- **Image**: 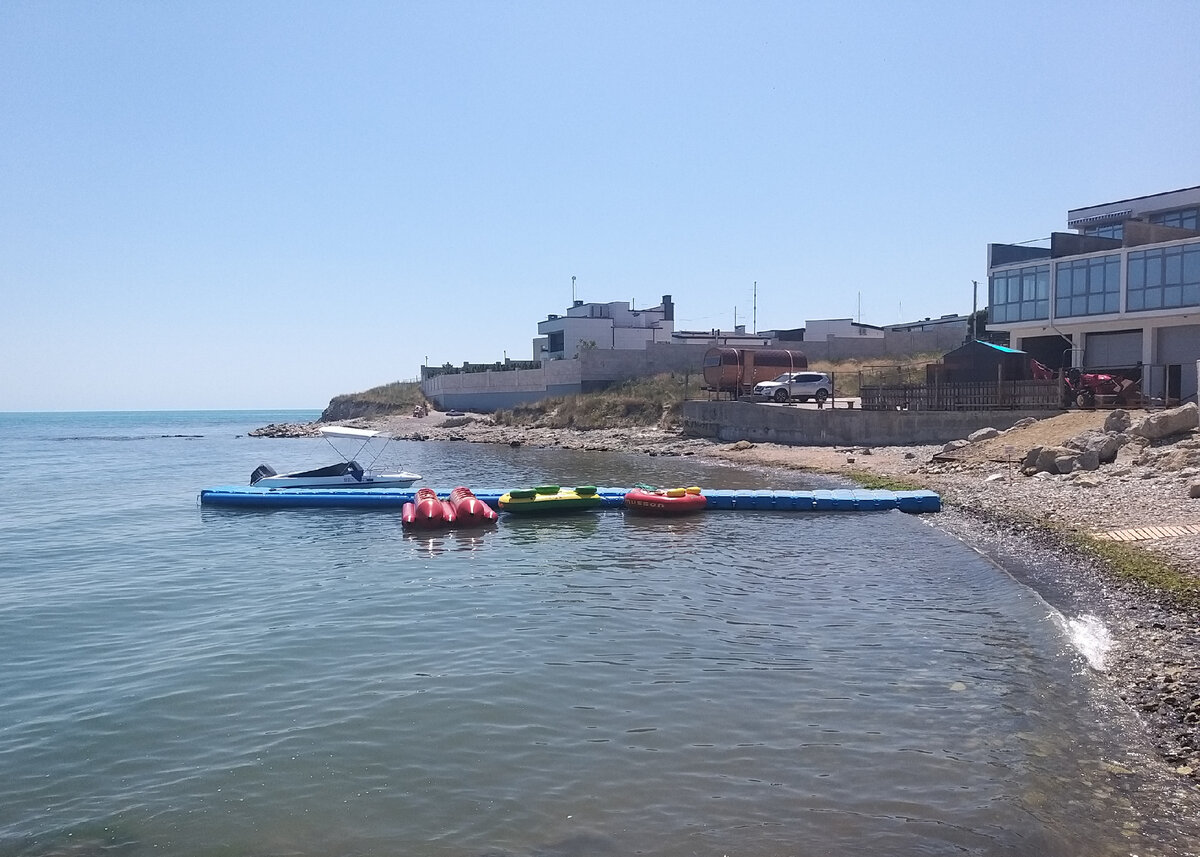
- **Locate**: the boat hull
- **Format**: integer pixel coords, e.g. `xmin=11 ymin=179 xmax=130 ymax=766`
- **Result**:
xmin=257 ymin=472 xmax=421 ymax=489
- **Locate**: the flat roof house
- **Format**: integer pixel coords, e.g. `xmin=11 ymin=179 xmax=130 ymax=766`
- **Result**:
xmin=987 ymin=185 xmax=1200 ymax=405
xmin=534 ymin=295 xmax=675 ymax=359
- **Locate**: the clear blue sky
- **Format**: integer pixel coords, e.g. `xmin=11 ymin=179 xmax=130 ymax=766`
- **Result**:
xmin=3 ymin=1 xmax=1198 ymax=410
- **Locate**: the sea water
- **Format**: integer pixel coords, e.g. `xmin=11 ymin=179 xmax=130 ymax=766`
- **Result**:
xmin=0 ymin=410 xmax=1197 ymax=857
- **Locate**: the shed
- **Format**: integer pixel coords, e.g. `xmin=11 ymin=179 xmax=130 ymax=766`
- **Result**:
xmin=929 ymin=340 xmax=1033 ymax=384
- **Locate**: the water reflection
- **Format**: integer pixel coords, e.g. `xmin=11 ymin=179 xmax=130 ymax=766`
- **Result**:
xmin=497 ymin=514 xmax=601 ymax=544
xmin=403 ymin=525 xmax=498 ymax=557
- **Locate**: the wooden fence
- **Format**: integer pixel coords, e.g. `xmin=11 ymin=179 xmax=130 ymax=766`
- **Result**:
xmin=860 ymin=379 xmax=1062 ymax=411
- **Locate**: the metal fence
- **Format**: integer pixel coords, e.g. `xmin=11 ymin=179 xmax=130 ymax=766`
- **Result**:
xmin=860 ymin=379 xmax=1063 ymax=411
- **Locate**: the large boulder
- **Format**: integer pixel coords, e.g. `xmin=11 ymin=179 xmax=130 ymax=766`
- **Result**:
xmin=1004 ymin=417 xmax=1040 ymax=433
xmin=1075 ymin=448 xmax=1101 ymax=471
xmin=1150 ymin=446 xmax=1200 ymax=473
xmin=968 ymin=427 xmax=1001 ymax=443
xmin=1023 ymin=444 xmax=1082 ymax=475
xmin=1104 ymin=409 xmax=1132 ymax=433
xmin=1130 ymin=403 xmax=1199 ymax=441
xmin=1065 ymin=429 xmax=1126 ymax=464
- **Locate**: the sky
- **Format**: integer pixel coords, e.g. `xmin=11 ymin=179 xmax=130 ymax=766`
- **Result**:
xmin=3 ymin=1 xmax=1198 ymax=411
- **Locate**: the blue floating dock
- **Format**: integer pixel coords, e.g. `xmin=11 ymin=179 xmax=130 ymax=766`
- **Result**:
xmin=199 ymin=485 xmax=940 ymax=513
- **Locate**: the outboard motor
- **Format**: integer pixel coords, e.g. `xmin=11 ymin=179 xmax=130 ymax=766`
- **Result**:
xmin=250 ymin=464 xmax=277 ymax=485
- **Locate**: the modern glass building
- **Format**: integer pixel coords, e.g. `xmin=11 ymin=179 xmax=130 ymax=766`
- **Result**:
xmin=987 ymin=185 xmax=1200 ymax=405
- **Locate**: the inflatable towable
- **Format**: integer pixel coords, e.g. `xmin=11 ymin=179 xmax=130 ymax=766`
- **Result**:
xmin=402 ymin=487 xmax=457 ymax=529
xmin=624 ymin=486 xmax=707 ymax=516
xmin=498 ymin=485 xmax=602 ymax=515
xmin=448 ymin=486 xmax=498 ymax=525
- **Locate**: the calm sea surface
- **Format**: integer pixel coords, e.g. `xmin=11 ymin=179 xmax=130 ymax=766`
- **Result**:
xmin=1 ymin=410 xmax=1198 ymax=857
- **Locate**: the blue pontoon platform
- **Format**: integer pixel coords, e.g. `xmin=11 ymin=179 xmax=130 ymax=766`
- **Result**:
xmin=199 ymin=485 xmax=940 ymax=513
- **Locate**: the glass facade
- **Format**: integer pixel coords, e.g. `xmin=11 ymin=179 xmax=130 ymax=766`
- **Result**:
xmin=1149 ymin=208 xmax=1199 ymax=230
xmin=1054 ymin=255 xmax=1120 ymax=318
xmin=1082 ymin=223 xmax=1123 ymax=239
xmin=1127 ymin=243 xmax=1200 ymax=311
xmin=989 ymin=264 xmax=1049 ymax=323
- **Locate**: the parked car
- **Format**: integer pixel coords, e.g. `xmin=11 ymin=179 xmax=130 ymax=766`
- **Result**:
xmin=751 ymin=371 xmax=832 ymax=404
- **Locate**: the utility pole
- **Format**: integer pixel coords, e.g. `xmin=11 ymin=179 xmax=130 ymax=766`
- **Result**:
xmin=971 ymin=280 xmax=978 ymax=341
xmin=752 ymin=281 xmax=757 ymax=334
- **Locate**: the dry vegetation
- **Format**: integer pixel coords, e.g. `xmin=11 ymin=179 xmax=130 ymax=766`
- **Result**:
xmin=493 ymin=373 xmax=693 ymax=430
xmin=321 ymin=381 xmax=429 ymax=421
xmin=808 ymin=353 xmax=942 ymax=397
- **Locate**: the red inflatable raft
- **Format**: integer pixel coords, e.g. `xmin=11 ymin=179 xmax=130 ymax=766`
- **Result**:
xmin=624 ymin=486 xmax=707 ymax=515
xmin=402 ymin=487 xmax=457 ymax=529
xmin=448 ymin=486 xmax=498 ymax=525
xmin=402 ymin=487 xmax=498 ymax=529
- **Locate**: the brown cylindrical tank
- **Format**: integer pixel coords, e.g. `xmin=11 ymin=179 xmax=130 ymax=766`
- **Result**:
xmin=702 ymin=348 xmax=808 ymax=395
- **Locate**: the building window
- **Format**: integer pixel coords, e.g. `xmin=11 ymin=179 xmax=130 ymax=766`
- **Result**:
xmin=1127 ymin=243 xmax=1200 ymax=311
xmin=1149 ymin=208 xmax=1199 ymax=230
xmin=1082 ymin=223 xmax=1123 ymax=239
xmin=989 ymin=264 xmax=1048 ymax=323
xmin=1054 ymin=255 xmax=1120 ymax=318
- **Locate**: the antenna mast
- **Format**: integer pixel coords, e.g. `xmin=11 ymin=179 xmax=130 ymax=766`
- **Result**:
xmin=752 ymin=281 xmax=757 ymax=334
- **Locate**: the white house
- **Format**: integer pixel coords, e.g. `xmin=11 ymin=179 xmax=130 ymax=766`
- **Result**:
xmin=804 ymin=318 xmax=886 ymax=341
xmin=534 ymin=295 xmax=675 ymax=359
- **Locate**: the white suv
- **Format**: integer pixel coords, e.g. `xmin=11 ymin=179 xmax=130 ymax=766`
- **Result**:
xmin=752 ymin=372 xmax=832 ymax=404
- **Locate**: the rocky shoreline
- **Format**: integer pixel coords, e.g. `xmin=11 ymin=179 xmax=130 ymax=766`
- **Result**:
xmin=253 ymin=405 xmax=1200 ymax=784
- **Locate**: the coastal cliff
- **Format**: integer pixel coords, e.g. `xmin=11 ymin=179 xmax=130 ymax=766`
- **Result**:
xmin=319 ymin=381 xmax=427 ymax=422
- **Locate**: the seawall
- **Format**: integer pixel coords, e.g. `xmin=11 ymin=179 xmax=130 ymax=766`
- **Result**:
xmin=680 ymin=400 xmax=1051 ymax=446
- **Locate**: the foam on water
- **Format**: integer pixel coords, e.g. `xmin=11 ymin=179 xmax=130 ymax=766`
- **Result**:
xmin=1055 ymin=612 xmax=1115 ymax=672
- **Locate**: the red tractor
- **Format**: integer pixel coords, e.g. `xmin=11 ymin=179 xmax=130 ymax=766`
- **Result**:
xmin=1031 ymin=359 xmax=1139 ymax=408
xmin=1063 ymin=367 xmax=1142 ymax=408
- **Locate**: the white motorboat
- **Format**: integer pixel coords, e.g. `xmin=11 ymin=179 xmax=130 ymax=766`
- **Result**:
xmin=250 ymin=426 xmax=422 ymax=489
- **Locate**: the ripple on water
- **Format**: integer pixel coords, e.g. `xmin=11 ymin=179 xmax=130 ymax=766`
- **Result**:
xmin=0 ymin=418 xmax=1198 ymax=856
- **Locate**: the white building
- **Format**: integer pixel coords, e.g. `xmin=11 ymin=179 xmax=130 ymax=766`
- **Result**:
xmin=671 ymin=325 xmax=773 ymax=347
xmin=534 ymin=295 xmax=675 ymax=359
xmin=987 ymin=185 xmax=1200 ymax=404
xmin=804 ymin=318 xmax=886 ymax=341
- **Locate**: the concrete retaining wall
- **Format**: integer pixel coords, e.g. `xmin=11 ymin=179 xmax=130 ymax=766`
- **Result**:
xmin=681 ymin=400 xmax=1049 ymax=446
xmin=579 ymin=342 xmax=711 ymax=382
xmin=422 ymin=361 xmax=584 ymax=411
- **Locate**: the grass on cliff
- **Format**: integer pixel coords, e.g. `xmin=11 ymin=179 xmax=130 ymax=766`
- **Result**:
xmin=322 ymin=381 xmax=427 ymax=419
xmin=494 ymin=373 xmax=694 ymax=430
